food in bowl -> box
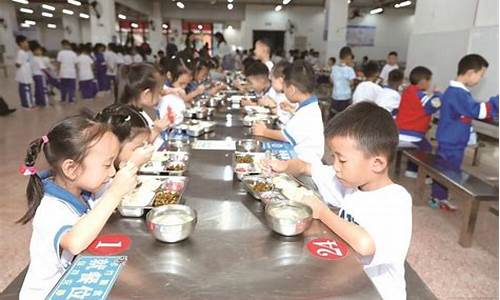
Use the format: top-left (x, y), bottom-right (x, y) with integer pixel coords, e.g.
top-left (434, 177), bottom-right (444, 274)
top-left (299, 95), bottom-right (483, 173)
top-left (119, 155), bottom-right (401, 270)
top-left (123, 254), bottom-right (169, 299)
top-left (151, 212), bottom-right (194, 226)
top-left (252, 181), bottom-right (273, 193)
top-left (235, 154), bottom-right (254, 164)
top-left (153, 191), bottom-right (180, 206)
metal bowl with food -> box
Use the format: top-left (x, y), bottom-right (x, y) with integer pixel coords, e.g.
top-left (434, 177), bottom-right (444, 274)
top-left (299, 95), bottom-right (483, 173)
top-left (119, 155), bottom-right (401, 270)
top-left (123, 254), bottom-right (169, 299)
top-left (236, 139), bottom-right (262, 152)
top-left (146, 204), bottom-right (197, 243)
top-left (242, 175), bottom-right (274, 200)
top-left (164, 161), bottom-right (187, 176)
top-left (265, 200), bottom-right (313, 236)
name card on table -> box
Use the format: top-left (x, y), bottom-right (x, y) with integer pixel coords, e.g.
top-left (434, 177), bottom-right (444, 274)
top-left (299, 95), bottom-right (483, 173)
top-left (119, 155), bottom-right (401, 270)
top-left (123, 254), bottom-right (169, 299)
top-left (262, 141), bottom-right (296, 160)
top-left (47, 256), bottom-right (126, 300)
top-left (192, 140), bottom-right (236, 151)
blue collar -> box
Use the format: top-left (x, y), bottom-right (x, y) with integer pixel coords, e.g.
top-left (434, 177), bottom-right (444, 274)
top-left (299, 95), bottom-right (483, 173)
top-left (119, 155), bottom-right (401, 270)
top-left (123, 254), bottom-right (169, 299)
top-left (39, 170), bottom-right (91, 216)
top-left (297, 95), bottom-right (318, 111)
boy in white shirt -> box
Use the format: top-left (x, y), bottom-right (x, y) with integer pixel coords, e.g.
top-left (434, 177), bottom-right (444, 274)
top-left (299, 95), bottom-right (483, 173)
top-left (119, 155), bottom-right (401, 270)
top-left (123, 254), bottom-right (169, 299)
top-left (252, 60), bottom-right (324, 164)
top-left (31, 45), bottom-right (48, 107)
top-left (265, 102), bottom-right (412, 300)
top-left (57, 40), bottom-right (78, 103)
top-left (331, 46), bottom-right (356, 113)
top-left (76, 45), bottom-right (97, 100)
top-left (105, 43), bottom-right (119, 98)
top-left (254, 39), bottom-right (274, 74)
top-left (15, 35), bottom-right (34, 108)
top-left (353, 61), bottom-right (382, 104)
top-left (375, 69), bottom-right (404, 116)
top-left (379, 51), bottom-right (399, 85)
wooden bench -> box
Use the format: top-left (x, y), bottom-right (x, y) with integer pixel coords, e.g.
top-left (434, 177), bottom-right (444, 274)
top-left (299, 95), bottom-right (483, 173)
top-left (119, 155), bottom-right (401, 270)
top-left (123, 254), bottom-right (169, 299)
top-left (393, 141), bottom-right (418, 176)
top-left (402, 150), bottom-right (498, 247)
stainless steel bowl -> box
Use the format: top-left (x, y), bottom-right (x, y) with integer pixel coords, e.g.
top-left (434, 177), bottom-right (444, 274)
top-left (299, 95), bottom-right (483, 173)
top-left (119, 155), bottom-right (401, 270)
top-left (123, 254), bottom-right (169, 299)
top-left (236, 139), bottom-right (262, 152)
top-left (265, 200), bottom-right (313, 236)
top-left (146, 204), bottom-right (197, 243)
top-left (165, 139), bottom-right (191, 152)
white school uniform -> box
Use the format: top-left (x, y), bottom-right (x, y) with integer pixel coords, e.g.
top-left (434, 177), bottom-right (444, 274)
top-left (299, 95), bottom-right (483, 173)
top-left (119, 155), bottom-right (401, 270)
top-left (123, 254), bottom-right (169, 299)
top-left (20, 174), bottom-right (98, 300)
top-left (15, 49), bottom-right (33, 84)
top-left (353, 81), bottom-right (383, 104)
top-left (104, 50), bottom-right (118, 76)
top-left (310, 162), bottom-right (412, 300)
top-left (379, 64), bottom-right (399, 85)
top-left (116, 53), bottom-right (125, 65)
top-left (76, 54), bottom-right (95, 81)
top-left (57, 49), bottom-right (77, 79)
top-left (133, 54), bottom-right (143, 63)
top-left (264, 60), bottom-right (274, 74)
top-left (375, 86), bottom-right (401, 115)
top-left (282, 95), bottom-right (324, 164)
top-left (31, 56), bottom-right (46, 76)
top-left (123, 54), bottom-right (133, 65)
top-left (266, 87), bottom-right (294, 126)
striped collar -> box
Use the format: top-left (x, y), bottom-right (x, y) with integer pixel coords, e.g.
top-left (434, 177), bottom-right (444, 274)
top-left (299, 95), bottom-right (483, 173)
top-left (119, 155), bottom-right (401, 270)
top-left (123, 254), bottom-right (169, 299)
top-left (449, 80), bottom-right (470, 92)
top-left (40, 170), bottom-right (91, 216)
top-left (297, 95), bottom-right (318, 111)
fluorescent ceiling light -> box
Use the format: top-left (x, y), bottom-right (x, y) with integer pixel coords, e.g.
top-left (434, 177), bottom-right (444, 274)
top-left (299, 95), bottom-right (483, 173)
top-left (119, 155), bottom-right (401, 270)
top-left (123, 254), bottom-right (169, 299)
top-left (275, 5), bottom-right (282, 12)
top-left (21, 23), bottom-right (30, 28)
top-left (42, 4), bottom-right (55, 11)
top-left (176, 1), bottom-right (184, 9)
top-left (283, 0), bottom-right (291, 4)
top-left (19, 7), bottom-right (33, 14)
top-left (67, 0), bottom-right (81, 6)
top-left (47, 23), bottom-right (56, 29)
top-left (227, 25), bottom-right (233, 30)
top-left (118, 14), bottom-right (126, 20)
top-left (227, 0), bottom-right (233, 2)
top-left (131, 22), bottom-right (138, 28)
top-left (25, 20), bottom-right (36, 25)
top-left (162, 24), bottom-right (168, 29)
top-left (227, 3), bottom-right (233, 10)
top-left (370, 7), bottom-right (383, 14)
top-left (395, 1), bottom-right (412, 8)
top-left (41, 12), bottom-right (53, 17)
top-left (79, 13), bottom-right (89, 19)
top-left (12, 0), bottom-right (29, 4)
top-left (62, 9), bottom-right (74, 15)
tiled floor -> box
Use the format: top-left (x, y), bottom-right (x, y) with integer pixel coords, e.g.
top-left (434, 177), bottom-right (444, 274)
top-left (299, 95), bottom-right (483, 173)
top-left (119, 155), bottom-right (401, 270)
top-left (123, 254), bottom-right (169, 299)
top-left (0, 68), bottom-right (498, 299)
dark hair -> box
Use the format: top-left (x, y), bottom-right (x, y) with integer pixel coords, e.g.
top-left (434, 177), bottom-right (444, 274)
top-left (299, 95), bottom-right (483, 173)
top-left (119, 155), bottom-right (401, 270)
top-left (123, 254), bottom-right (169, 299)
top-left (272, 60), bottom-right (290, 78)
top-left (457, 54), bottom-right (489, 75)
top-left (242, 57), bottom-right (256, 71)
top-left (388, 51), bottom-right (398, 57)
top-left (363, 61), bottom-right (380, 78)
top-left (61, 39), bottom-right (70, 47)
top-left (18, 116), bottom-right (112, 224)
top-left (283, 59), bottom-right (315, 94)
top-left (339, 46), bottom-right (353, 60)
top-left (170, 57), bottom-right (193, 82)
top-left (194, 59), bottom-right (210, 74)
top-left (325, 102), bottom-right (398, 163)
top-left (117, 63), bottom-right (162, 105)
top-left (245, 61), bottom-right (269, 78)
top-left (256, 39), bottom-right (272, 53)
top-left (95, 104), bottom-right (149, 142)
top-left (16, 35), bottom-right (27, 45)
top-left (409, 66), bottom-right (432, 85)
top-left (388, 69), bottom-right (404, 84)
top-left (328, 57), bottom-right (336, 64)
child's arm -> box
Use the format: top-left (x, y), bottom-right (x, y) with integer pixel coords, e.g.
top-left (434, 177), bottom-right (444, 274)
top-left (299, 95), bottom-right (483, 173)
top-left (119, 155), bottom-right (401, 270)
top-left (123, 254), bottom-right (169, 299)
top-left (451, 93), bottom-right (498, 120)
top-left (252, 123), bottom-right (287, 142)
top-left (184, 85), bottom-right (206, 103)
top-left (299, 195), bottom-right (375, 257)
top-left (60, 163), bottom-right (138, 255)
top-left (264, 158), bottom-right (311, 177)
top-left (418, 90), bottom-right (442, 115)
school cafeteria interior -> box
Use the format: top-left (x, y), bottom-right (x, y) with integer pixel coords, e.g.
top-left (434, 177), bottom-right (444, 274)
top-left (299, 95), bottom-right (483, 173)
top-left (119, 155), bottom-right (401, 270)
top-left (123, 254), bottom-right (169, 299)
top-left (0, 0), bottom-right (498, 299)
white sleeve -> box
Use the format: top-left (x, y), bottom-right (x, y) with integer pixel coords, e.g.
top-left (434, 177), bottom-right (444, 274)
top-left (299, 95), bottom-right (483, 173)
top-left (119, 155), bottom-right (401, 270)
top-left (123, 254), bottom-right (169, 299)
top-left (56, 52), bottom-right (62, 63)
top-left (16, 51), bottom-right (24, 65)
top-left (310, 161), bottom-right (344, 207)
top-left (348, 67), bottom-right (356, 80)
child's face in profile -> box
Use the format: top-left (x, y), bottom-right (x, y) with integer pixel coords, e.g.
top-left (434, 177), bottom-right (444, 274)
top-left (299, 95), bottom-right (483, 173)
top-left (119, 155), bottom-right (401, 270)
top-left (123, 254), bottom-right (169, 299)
top-left (174, 73), bottom-right (193, 89)
top-left (248, 75), bottom-right (269, 93)
top-left (117, 131), bottom-right (149, 166)
top-left (464, 67), bottom-right (487, 87)
top-left (328, 136), bottom-right (387, 190)
top-left (271, 76), bottom-right (284, 92)
top-left (139, 73), bottom-right (163, 108)
top-left (387, 54), bottom-right (398, 65)
top-left (418, 78), bottom-right (431, 91)
top-left (195, 67), bottom-right (209, 82)
top-left (283, 82), bottom-right (299, 103)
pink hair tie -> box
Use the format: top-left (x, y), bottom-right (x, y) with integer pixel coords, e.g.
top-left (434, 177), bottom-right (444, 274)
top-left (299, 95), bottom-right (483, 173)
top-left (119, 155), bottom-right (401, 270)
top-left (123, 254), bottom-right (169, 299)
top-left (19, 165), bottom-right (37, 176)
top-left (41, 135), bottom-right (49, 144)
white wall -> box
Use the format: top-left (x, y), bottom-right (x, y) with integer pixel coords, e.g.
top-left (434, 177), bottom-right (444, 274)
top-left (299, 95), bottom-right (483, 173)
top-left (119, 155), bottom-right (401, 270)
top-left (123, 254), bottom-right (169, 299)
top-left (406, 0), bottom-right (498, 100)
top-left (40, 26), bottom-right (65, 51)
top-left (348, 8), bottom-right (415, 62)
top-left (0, 1), bottom-right (19, 64)
top-left (62, 14), bottom-right (82, 44)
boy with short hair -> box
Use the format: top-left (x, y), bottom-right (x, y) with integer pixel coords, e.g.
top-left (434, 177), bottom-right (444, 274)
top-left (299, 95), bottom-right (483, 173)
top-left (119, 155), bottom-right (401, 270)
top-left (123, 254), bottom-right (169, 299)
top-left (380, 51), bottom-right (399, 85)
top-left (395, 66), bottom-right (441, 178)
top-left (254, 39), bottom-right (274, 73)
top-left (375, 69), bottom-right (404, 116)
top-left (31, 45), bottom-right (49, 107)
top-left (265, 102), bottom-right (412, 300)
top-left (57, 39), bottom-right (78, 103)
top-left (431, 54), bottom-right (499, 210)
top-left (331, 46), bottom-right (356, 113)
top-left (240, 61), bottom-right (272, 106)
top-left (15, 35), bottom-right (34, 109)
top-left (352, 60), bottom-right (382, 103)
top-left (252, 60), bottom-right (324, 164)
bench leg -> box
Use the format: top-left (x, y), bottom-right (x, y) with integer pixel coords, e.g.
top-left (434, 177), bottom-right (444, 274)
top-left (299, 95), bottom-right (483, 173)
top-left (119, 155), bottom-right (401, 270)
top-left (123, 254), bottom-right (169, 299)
top-left (414, 166), bottom-right (427, 206)
top-left (395, 151), bottom-right (403, 177)
top-left (459, 197), bottom-right (480, 247)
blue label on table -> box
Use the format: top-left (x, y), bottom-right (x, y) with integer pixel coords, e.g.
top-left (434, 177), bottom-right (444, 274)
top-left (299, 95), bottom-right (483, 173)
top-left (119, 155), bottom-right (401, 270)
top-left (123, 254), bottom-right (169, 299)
top-left (46, 256), bottom-right (126, 300)
top-left (262, 141), bottom-right (296, 160)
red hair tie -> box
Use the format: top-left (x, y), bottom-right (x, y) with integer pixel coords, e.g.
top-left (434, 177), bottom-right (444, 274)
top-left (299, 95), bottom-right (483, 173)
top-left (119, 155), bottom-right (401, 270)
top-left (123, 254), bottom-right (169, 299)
top-left (42, 135), bottom-right (49, 144)
top-left (19, 165), bottom-right (37, 176)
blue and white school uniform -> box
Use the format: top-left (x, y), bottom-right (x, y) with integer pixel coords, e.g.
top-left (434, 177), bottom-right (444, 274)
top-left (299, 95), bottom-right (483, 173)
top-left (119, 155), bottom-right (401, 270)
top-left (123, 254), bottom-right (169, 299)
top-left (15, 49), bottom-right (34, 108)
top-left (20, 173), bottom-right (98, 300)
top-left (32, 56), bottom-right (48, 106)
top-left (57, 49), bottom-right (78, 102)
top-left (282, 95), bottom-right (324, 164)
top-left (375, 86), bottom-right (401, 117)
top-left (77, 54), bottom-right (97, 99)
top-left (266, 87), bottom-right (294, 126)
top-left (105, 50), bottom-right (118, 93)
top-left (95, 52), bottom-right (109, 92)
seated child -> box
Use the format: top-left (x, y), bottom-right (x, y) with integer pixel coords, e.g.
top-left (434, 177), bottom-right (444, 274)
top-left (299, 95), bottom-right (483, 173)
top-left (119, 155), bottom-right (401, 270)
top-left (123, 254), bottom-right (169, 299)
top-left (379, 51), bottom-right (399, 85)
top-left (265, 102), bottom-right (412, 300)
top-left (353, 60), bottom-right (382, 103)
top-left (241, 61), bottom-right (272, 106)
top-left (375, 69), bottom-right (404, 116)
top-left (395, 66), bottom-right (441, 178)
top-left (252, 60), bottom-right (324, 164)
top-left (185, 59), bottom-right (224, 102)
top-left (431, 54), bottom-right (499, 210)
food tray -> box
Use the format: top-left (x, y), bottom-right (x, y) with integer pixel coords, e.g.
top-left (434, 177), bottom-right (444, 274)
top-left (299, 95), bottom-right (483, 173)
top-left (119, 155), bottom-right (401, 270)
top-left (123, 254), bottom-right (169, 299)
top-left (244, 105), bottom-right (271, 115)
top-left (118, 176), bottom-right (189, 217)
top-left (139, 151), bottom-right (190, 175)
top-left (242, 114), bottom-right (277, 127)
top-left (186, 121), bottom-right (216, 137)
top-left (232, 151), bottom-right (270, 180)
top-left (241, 175), bottom-right (274, 200)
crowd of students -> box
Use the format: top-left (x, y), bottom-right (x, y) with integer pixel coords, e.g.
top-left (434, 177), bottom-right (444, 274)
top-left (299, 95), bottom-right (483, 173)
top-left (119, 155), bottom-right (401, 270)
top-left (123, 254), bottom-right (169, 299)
top-left (14, 34), bottom-right (499, 300)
